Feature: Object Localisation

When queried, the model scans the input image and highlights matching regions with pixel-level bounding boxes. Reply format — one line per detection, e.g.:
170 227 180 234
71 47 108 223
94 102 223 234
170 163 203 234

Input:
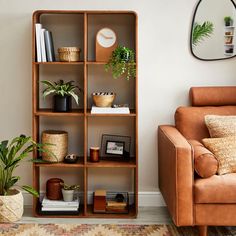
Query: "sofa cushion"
202 136 236 175
175 106 236 141
189 140 218 178
195 173 236 203
205 115 236 138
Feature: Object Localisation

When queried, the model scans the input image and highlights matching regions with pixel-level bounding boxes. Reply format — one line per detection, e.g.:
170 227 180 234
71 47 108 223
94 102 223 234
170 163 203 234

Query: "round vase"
0 189 23 223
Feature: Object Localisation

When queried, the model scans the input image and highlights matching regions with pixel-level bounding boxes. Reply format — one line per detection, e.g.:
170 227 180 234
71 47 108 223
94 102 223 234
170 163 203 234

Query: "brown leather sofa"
158 86 236 236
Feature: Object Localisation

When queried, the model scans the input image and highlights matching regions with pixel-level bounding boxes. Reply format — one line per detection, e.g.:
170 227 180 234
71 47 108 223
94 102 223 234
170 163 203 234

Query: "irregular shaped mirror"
191 0 236 60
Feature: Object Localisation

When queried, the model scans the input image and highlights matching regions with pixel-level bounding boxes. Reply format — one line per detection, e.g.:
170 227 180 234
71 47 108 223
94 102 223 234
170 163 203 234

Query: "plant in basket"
41 79 82 112
105 46 136 80
0 135 50 222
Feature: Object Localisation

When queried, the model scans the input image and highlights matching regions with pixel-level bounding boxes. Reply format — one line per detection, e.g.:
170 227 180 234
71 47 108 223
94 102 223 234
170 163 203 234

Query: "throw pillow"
189 140 218 178
202 136 236 175
205 115 236 138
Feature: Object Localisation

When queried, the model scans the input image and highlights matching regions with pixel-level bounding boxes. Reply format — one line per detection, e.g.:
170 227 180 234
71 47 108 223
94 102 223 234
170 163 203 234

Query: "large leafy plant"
192 21 214 47
105 46 136 80
0 135 48 196
41 80 81 105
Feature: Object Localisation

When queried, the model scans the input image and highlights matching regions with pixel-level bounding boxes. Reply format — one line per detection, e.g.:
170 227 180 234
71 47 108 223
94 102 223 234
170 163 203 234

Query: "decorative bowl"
92 92 115 107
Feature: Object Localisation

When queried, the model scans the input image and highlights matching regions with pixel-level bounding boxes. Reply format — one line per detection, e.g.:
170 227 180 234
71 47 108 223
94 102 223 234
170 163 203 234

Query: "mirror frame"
190 0 236 61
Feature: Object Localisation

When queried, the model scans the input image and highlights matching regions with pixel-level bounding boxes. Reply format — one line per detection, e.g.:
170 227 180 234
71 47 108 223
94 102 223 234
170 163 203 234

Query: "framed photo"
101 134 131 160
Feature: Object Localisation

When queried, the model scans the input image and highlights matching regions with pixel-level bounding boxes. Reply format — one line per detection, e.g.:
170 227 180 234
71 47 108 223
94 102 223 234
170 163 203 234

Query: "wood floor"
19 207 172 224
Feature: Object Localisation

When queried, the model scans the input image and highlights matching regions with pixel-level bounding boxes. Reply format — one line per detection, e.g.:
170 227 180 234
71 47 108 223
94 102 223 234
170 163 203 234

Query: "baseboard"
23 191 166 207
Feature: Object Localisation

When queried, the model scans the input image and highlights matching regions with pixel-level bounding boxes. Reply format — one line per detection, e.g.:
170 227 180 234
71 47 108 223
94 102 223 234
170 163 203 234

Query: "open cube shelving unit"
32 10 138 218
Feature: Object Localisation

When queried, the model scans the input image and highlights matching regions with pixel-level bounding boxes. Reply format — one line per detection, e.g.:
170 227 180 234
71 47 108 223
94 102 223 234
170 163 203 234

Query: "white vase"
0 189 23 222
62 189 74 202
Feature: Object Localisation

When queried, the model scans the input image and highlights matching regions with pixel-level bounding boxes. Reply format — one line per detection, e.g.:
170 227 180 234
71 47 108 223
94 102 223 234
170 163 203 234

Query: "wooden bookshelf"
32 10 138 218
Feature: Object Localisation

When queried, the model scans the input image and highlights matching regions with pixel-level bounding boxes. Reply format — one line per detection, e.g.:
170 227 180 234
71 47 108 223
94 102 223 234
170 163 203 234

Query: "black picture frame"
101 134 131 160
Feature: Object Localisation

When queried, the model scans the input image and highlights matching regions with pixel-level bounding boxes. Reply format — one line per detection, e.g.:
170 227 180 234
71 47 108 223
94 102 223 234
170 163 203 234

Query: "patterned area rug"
0 224 236 236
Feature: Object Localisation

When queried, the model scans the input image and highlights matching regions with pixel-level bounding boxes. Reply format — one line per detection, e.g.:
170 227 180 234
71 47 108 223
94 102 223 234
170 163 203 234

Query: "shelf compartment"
35 109 84 117
86 204 136 218
86 159 136 168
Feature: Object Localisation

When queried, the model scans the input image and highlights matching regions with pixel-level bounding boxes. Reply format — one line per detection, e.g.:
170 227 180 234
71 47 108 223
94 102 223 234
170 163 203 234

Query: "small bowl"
92 92 115 107
64 154 79 163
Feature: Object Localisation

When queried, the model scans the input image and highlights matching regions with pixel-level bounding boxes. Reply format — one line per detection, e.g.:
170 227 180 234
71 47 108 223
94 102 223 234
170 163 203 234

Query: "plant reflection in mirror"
192 21 214 47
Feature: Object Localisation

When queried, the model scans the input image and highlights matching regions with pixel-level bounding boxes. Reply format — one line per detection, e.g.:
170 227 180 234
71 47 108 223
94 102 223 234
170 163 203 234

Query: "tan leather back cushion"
175 106 236 140
190 87 236 106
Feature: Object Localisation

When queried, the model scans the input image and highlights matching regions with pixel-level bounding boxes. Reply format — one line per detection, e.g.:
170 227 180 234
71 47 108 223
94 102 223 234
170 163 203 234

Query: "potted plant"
224 16 233 26
105 46 136 80
41 80 82 112
60 183 80 202
0 135 47 222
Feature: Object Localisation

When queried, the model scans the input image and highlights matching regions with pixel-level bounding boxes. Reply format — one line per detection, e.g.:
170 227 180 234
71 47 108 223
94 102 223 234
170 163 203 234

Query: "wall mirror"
190 0 236 60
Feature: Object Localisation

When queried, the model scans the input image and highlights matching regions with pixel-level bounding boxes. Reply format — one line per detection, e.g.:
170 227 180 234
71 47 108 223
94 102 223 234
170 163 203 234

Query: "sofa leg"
198 226 207 236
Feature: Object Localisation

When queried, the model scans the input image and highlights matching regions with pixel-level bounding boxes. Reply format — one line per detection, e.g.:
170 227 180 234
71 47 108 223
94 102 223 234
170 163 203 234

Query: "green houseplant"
224 16 233 26
60 183 80 202
192 21 214 47
41 80 82 112
105 46 136 80
0 135 47 222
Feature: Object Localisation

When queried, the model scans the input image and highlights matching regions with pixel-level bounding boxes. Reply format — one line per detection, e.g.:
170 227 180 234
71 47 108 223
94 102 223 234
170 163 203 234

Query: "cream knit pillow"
205 115 236 138
202 136 236 175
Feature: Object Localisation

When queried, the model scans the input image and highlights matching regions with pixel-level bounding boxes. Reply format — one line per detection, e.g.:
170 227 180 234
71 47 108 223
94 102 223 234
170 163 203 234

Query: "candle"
90 147 100 162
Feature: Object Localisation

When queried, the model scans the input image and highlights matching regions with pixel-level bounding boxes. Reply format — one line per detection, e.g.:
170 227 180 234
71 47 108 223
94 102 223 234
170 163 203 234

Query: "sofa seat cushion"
195 173 236 203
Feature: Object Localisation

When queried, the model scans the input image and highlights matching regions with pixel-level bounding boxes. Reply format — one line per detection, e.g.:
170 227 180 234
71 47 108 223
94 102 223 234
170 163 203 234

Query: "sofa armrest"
158 125 194 226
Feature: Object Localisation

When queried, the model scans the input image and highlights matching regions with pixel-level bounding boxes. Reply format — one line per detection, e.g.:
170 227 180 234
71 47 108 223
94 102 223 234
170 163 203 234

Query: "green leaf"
5 176 20 190
68 91 79 105
192 21 214 47
22 185 39 197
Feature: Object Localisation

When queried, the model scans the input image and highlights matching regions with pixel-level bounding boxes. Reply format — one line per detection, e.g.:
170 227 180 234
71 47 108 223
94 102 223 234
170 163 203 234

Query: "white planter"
62 189 74 202
0 189 23 222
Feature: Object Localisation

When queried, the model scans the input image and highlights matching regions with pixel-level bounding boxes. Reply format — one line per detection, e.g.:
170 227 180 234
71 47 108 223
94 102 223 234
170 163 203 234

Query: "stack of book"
41 196 80 212
91 106 130 114
35 23 55 62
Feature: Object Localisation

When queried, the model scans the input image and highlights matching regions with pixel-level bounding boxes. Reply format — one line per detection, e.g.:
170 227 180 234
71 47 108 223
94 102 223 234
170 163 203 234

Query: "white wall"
1 0 236 205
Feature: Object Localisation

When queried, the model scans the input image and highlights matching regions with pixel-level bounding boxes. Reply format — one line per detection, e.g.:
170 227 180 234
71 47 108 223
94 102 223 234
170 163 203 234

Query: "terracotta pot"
0 189 23 222
46 178 64 200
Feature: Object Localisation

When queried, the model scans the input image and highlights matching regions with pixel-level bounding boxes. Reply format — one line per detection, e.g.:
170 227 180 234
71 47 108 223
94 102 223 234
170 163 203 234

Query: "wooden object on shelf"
95 27 117 62
46 178 64 200
92 93 115 107
93 190 106 213
32 10 138 219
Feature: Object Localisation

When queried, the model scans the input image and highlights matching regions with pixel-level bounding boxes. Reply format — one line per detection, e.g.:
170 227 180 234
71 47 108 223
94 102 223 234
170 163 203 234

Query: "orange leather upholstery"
158 87 236 235
190 86 236 106
195 174 236 203
158 125 193 226
175 106 236 140
189 140 218 178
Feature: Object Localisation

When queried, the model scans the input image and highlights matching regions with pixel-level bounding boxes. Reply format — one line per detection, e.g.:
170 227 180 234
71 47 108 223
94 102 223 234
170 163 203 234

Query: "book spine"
35 23 42 62
44 30 56 62
40 28 47 62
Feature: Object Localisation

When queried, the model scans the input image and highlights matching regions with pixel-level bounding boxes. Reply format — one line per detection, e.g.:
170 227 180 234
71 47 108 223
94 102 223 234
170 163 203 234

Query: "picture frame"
101 134 131 160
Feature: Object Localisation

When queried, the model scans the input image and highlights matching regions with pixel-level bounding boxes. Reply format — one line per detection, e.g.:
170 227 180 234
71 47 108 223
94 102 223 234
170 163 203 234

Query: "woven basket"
42 130 68 162
92 92 115 107
0 189 23 223
58 47 80 62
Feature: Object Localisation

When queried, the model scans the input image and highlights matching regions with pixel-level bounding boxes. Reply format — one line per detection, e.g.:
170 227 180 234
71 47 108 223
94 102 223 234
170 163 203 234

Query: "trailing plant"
192 21 214 47
0 135 50 196
41 80 82 105
105 46 136 80
224 16 233 26
60 183 80 191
